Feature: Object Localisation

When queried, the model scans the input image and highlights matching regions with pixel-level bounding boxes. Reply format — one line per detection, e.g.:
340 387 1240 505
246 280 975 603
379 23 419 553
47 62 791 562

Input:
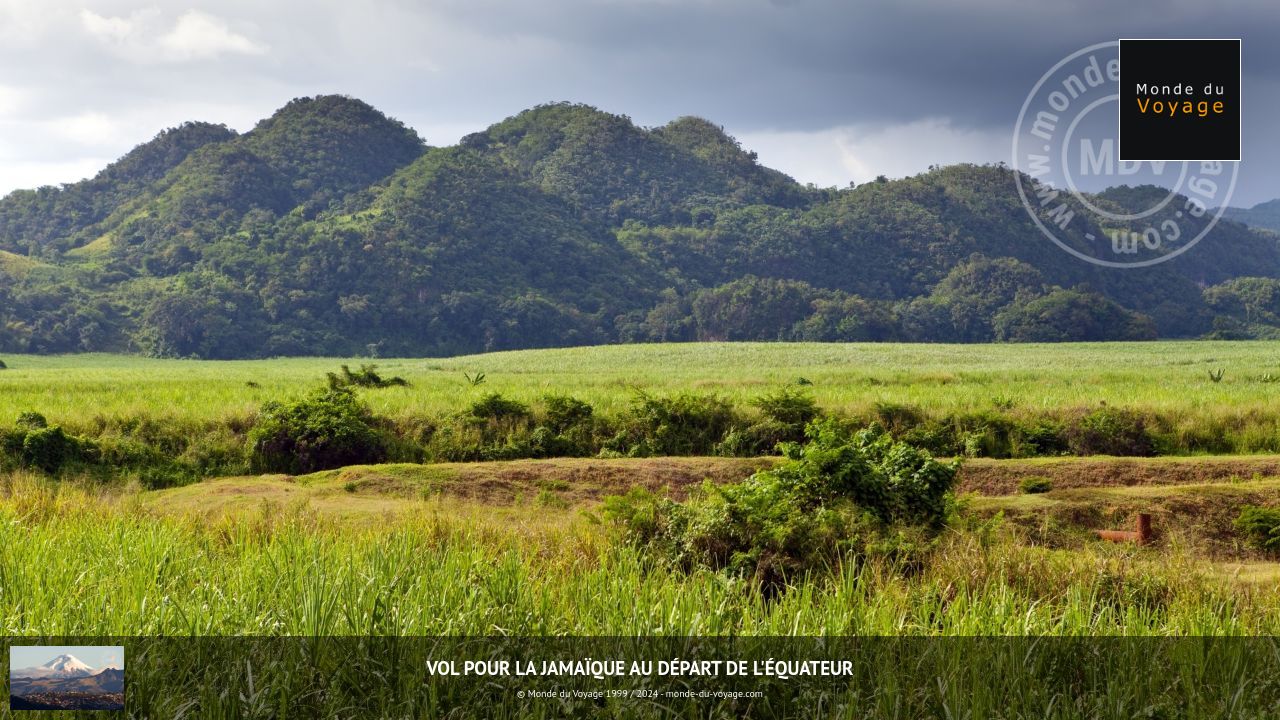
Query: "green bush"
900 421 960 456
16 411 47 430
1065 406 1155 456
468 393 531 422
752 387 819 427
493 425 578 460
1017 418 1068 456
1019 476 1053 494
249 389 390 474
718 387 822 455
604 420 959 592
0 428 24 464
1234 506 1280 555
716 419 796 457
542 395 593 433
21 425 95 474
1 412 97 475
426 395 599 462
872 402 925 434
326 364 408 390
607 392 740 457
952 411 1018 458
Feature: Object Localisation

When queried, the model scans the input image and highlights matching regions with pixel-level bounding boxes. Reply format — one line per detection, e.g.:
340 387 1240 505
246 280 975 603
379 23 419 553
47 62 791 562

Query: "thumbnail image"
9 646 125 711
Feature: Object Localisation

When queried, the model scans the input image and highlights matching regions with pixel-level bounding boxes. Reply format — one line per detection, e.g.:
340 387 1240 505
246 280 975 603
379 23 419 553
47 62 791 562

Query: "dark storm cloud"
406 0 1280 130
0 0 1276 203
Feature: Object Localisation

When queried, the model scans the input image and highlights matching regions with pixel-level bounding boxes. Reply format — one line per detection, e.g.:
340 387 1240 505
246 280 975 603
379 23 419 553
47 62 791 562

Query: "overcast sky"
1 0 1277 206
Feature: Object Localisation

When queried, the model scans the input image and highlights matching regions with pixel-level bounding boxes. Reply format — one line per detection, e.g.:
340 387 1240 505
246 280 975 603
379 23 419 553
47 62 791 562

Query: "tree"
994 288 1157 342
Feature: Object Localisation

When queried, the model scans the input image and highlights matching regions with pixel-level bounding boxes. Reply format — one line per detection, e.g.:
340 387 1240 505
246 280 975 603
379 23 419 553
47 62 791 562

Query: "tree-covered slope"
465 103 815 225
180 147 664 357
87 95 425 273
0 122 236 255
2 96 1279 357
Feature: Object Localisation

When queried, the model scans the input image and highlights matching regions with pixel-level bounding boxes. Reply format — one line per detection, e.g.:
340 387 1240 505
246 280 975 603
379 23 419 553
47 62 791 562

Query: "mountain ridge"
10 666 125 699
1222 198 1280 233
1 95 1278 357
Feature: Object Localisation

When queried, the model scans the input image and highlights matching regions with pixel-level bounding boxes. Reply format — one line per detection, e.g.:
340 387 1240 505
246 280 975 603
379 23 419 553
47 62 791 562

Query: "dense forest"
2 95 1280 358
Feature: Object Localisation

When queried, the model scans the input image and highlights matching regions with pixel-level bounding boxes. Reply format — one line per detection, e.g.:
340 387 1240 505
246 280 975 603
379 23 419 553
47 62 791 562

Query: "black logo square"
1119 39 1240 161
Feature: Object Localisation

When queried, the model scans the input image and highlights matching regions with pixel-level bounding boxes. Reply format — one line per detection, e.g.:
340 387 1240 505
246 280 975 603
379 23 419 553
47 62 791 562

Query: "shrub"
0 428 23 464
421 394 538 462
468 393 531 422
249 389 390 474
604 420 959 592
326 364 408 390
16 411 47 430
718 387 822 455
752 387 819 428
91 435 203 489
1017 418 1067 456
2 412 96 474
952 412 1018 458
542 395 593 434
716 419 796 457
608 392 739 457
872 402 925 434
21 426 94 474
0 359 7 369
1064 406 1155 456
1234 506 1280 555
1019 476 1053 494
900 421 960 456
522 426 558 457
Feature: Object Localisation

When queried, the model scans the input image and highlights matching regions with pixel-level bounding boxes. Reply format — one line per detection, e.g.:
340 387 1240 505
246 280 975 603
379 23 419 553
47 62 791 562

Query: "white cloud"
0 157 107 193
78 8 266 63
79 8 137 43
0 0 63 47
736 118 1011 188
159 10 267 61
0 1 1273 205
50 112 122 146
0 85 30 118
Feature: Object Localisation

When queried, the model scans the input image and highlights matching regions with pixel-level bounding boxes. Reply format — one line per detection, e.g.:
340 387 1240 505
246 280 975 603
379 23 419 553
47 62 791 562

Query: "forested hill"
2 95 1279 358
1223 199 1280 234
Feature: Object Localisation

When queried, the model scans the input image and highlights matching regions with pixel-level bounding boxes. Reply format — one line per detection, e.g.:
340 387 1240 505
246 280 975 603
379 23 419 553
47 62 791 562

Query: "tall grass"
2 473 1276 638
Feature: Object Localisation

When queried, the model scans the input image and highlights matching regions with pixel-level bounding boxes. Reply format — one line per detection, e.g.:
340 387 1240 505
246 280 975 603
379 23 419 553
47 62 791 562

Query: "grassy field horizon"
4 340 1280 425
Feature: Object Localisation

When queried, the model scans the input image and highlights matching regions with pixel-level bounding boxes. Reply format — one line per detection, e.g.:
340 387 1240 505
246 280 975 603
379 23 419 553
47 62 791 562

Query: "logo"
1119 39 1241 161
1012 41 1238 268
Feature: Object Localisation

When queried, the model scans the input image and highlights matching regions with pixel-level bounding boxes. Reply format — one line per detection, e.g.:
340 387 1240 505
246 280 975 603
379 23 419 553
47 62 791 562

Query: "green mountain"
0 121 236 255
1222 199 1280 234
2 96 1278 357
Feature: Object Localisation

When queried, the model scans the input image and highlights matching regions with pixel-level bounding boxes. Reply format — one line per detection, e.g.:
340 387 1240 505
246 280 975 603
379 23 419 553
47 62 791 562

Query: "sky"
10 645 124 671
0 0 1277 206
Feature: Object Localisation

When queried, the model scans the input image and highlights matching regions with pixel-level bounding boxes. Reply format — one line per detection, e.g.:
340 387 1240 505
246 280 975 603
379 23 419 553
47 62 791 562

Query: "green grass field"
2 343 1280 646
3 341 1280 427
9 465 1279 716
2 469 1277 637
